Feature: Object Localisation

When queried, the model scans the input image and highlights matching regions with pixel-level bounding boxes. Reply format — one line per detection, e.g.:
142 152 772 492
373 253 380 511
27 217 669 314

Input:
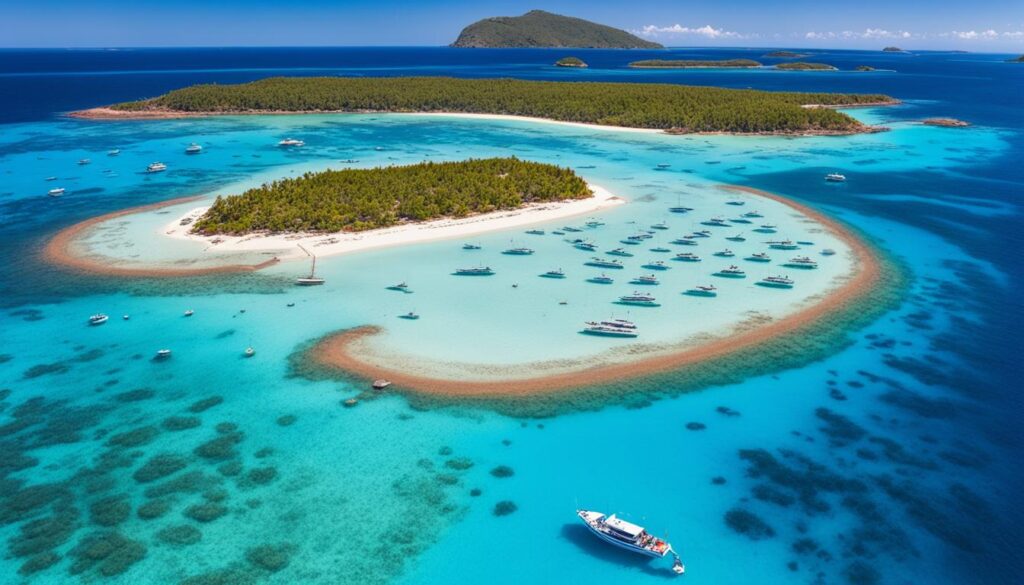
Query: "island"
554 57 588 68
776 62 838 71
73 76 899 136
1007 55 1024 63
628 59 762 69
921 118 970 128
451 9 662 49
764 51 809 58
854 65 876 72
882 46 905 52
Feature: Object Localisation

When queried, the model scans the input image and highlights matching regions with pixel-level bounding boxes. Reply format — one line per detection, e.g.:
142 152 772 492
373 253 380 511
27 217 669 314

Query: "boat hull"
578 515 668 558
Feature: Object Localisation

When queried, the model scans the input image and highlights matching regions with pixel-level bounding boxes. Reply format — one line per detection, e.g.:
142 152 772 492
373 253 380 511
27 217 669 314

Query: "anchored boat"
296 245 325 285
576 510 684 573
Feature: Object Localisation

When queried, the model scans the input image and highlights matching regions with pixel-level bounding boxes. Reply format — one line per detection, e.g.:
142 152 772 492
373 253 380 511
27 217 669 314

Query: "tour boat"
758 275 795 289
632 275 660 285
581 324 639 337
78 158 91 165
575 241 598 251
821 248 836 256
685 285 718 297
768 240 800 250
600 318 637 330
642 261 669 271
244 347 255 358
650 221 669 230
48 188 65 197
387 282 411 292
576 510 679 564
184 309 194 317
296 248 325 285
825 173 847 182
526 229 545 235
617 292 659 306
714 249 735 258
746 252 771 263
726 200 745 206
701 217 730 228
454 267 494 276
278 138 305 147
399 311 420 320
586 258 624 269
588 274 614 284
671 238 698 246
784 256 819 269
89 314 109 326
155 349 172 359
726 234 746 242
503 247 535 255
669 206 693 213
108 149 120 156
462 243 482 250
185 143 203 154
541 269 566 279
715 265 747 278
743 211 763 218
146 162 167 173
650 247 671 253
606 248 633 257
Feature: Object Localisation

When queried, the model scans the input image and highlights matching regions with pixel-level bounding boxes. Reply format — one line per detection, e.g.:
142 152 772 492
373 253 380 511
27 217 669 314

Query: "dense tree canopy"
776 62 838 71
192 158 592 235
112 76 895 134
628 59 762 68
555 57 588 67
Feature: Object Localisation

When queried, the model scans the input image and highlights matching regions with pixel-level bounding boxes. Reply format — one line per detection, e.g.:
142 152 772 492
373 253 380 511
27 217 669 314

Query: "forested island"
1007 55 1024 63
882 47 905 52
84 76 898 135
628 59 762 69
855 65 876 71
776 62 838 71
191 158 592 235
555 57 588 68
451 10 661 48
764 51 809 58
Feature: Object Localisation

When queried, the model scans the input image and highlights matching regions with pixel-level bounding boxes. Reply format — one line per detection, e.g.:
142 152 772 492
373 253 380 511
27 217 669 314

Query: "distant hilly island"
451 10 662 49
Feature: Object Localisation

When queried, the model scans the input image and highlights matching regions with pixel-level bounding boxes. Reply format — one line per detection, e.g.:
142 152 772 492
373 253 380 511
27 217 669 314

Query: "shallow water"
0 48 1021 585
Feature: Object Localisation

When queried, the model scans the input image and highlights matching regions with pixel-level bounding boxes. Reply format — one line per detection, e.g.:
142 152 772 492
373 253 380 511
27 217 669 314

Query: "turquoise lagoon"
0 106 1019 585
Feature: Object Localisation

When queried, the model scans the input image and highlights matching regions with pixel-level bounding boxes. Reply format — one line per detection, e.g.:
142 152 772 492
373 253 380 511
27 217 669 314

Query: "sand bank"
305 185 884 398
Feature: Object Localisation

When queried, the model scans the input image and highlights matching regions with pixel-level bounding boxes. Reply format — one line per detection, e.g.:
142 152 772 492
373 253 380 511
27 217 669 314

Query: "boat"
746 252 771 263
700 218 730 228
585 220 605 228
606 248 633 257
758 275 795 289
296 245 325 285
768 240 800 250
503 247 535 255
726 200 745 206
825 173 847 182
462 243 482 250
525 229 545 235
691 230 712 238
541 269 566 279
655 163 671 169
617 292 659 306
88 314 109 326
650 221 669 230
45 176 57 182
399 312 420 320
372 379 391 390
78 158 91 165
821 248 836 256
600 318 637 330
784 256 819 269
581 323 639 337
631 275 660 285
454 267 494 276
107 149 120 156
552 230 566 235
576 510 679 563
575 241 598 252
155 349 172 359
387 282 411 292
729 217 752 224
146 162 167 173
588 274 614 284
714 249 735 258
184 309 194 317
726 234 746 242
586 258 624 269
674 253 701 262
122 315 130 320
715 265 747 278
754 224 777 234
244 347 255 358
743 211 764 218
685 285 718 297
671 237 698 246
48 188 65 197
278 138 305 147
563 226 582 233
642 261 669 271
619 238 642 246
185 143 203 154
669 206 693 213
650 247 671 253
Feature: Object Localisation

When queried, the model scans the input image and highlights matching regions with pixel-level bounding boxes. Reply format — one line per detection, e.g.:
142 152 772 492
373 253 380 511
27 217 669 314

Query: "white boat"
606 248 633 257
581 324 639 337
541 269 566 279
183 309 194 317
617 292 659 306
577 510 679 564
685 285 718 297
372 379 391 390
122 315 130 320
462 243 482 250
503 247 534 255
825 173 847 182
650 247 671 253
671 237 698 246
726 234 746 242
701 218 730 227
78 158 91 165
244 347 255 357
632 275 659 285
600 318 637 330
278 138 305 147
674 253 701 262
768 240 799 250
45 176 58 181
155 349 172 359
715 265 747 278
588 274 614 284
758 275 795 289
714 249 735 258
746 252 771 262
575 242 598 251
642 261 669 271
784 256 819 269
296 245 326 285
650 221 669 230
146 162 167 173
454 267 494 276
108 149 120 156
526 229 545 235
185 143 203 154
48 188 65 197
585 258 623 269
89 314 109 326
691 230 712 238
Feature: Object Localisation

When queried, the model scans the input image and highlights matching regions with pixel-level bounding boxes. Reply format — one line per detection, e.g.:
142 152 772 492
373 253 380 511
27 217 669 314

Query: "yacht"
278 138 305 147
78 158 91 165
714 249 735 258
669 206 693 213
399 311 420 320
185 143 203 154
577 510 679 563
825 173 847 182
244 347 255 358
454 267 494 276
821 248 836 256
743 211 764 218
581 323 639 337
48 188 65 197
729 217 752 224
563 226 583 233
650 246 671 253
768 240 800 250
726 200 745 206
700 218 730 228
386 282 411 292
726 234 746 242
691 230 712 238
606 248 633 257
146 162 167 173
89 314 109 326
108 149 120 156
296 246 325 285
462 243 482 250
650 221 669 230
746 252 771 263
671 237 698 246
758 275 795 289
600 318 637 330
586 258 624 269
784 256 819 269
715 265 747 278
642 261 669 271
617 292 659 306
685 285 718 297
525 229 545 235
619 238 642 246
575 241 598 252
588 274 615 284
631 275 660 285
541 269 566 279
503 247 535 255
155 349 172 359
674 252 701 262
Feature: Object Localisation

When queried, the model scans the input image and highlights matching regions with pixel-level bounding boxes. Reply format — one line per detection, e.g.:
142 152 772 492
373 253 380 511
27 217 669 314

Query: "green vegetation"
111 76 893 134
776 62 838 71
882 46 904 52
554 56 588 68
854 65 876 72
764 51 808 58
629 59 761 68
1007 55 1024 63
193 158 593 235
451 9 662 48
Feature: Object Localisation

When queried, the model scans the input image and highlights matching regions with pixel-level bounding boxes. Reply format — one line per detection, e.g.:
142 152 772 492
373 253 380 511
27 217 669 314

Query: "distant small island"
628 59 762 69
922 118 970 128
193 158 592 235
75 76 900 136
554 57 588 68
764 51 809 58
451 9 662 49
882 46 905 53
776 62 838 71
1007 55 1024 63
855 65 876 72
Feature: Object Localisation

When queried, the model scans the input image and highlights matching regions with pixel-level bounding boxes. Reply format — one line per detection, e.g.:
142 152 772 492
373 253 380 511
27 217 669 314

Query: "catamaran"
617 292 659 306
715 265 747 278
296 245 325 285
586 258 623 269
825 173 847 182
278 138 305 147
89 314 109 326
674 253 701 262
185 143 203 154
576 510 683 573
146 162 167 173
454 266 494 276
758 275 795 289
784 256 819 269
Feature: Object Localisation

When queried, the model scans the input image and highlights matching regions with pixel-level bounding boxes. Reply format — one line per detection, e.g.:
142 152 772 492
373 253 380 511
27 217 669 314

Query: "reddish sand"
41 197 280 277
307 185 884 397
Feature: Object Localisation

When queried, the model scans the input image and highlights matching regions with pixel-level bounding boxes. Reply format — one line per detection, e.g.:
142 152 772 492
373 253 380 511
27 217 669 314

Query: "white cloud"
638 24 746 39
805 29 915 41
950 30 999 39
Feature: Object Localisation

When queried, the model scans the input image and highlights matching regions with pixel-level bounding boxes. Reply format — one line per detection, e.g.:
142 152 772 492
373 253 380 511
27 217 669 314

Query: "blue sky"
2 0 1023 51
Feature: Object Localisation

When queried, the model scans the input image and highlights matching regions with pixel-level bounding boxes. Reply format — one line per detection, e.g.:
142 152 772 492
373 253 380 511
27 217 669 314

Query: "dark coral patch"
163 416 201 431
188 396 224 414
184 503 228 523
157 524 202 546
493 501 518 516
724 508 774 539
489 465 514 478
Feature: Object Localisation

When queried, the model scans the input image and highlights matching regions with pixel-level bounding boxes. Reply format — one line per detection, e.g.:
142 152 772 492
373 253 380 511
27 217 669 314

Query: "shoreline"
42 184 624 275
304 185 884 398
67 107 896 136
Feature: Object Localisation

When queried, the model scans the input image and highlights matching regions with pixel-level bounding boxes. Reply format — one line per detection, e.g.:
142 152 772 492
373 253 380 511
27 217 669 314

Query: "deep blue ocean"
0 47 1021 584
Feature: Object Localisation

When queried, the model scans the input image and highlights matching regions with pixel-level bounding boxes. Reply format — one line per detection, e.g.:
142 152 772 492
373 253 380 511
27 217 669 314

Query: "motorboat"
89 314 109 326
669 206 693 213
746 252 771 263
387 282 411 292
606 248 633 257
108 149 120 156
758 275 795 289
78 158 91 165
588 274 614 284
244 347 255 357
575 241 598 252
585 258 624 269
642 261 669 271
825 173 847 182
576 510 679 565
454 267 495 276
674 253 701 262
503 247 535 255
48 188 65 197
462 243 482 250
768 240 800 250
617 292 659 306
784 256 819 269
714 249 735 258
684 285 718 297
726 234 746 242
581 323 639 337
650 247 671 253
146 162 167 173
821 249 836 256
399 312 420 320
715 265 747 278
631 275 660 285
185 143 203 154
650 221 669 230
278 138 305 147
184 309 194 317
526 229 545 235
541 269 566 279
700 218 730 228
155 349 172 359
